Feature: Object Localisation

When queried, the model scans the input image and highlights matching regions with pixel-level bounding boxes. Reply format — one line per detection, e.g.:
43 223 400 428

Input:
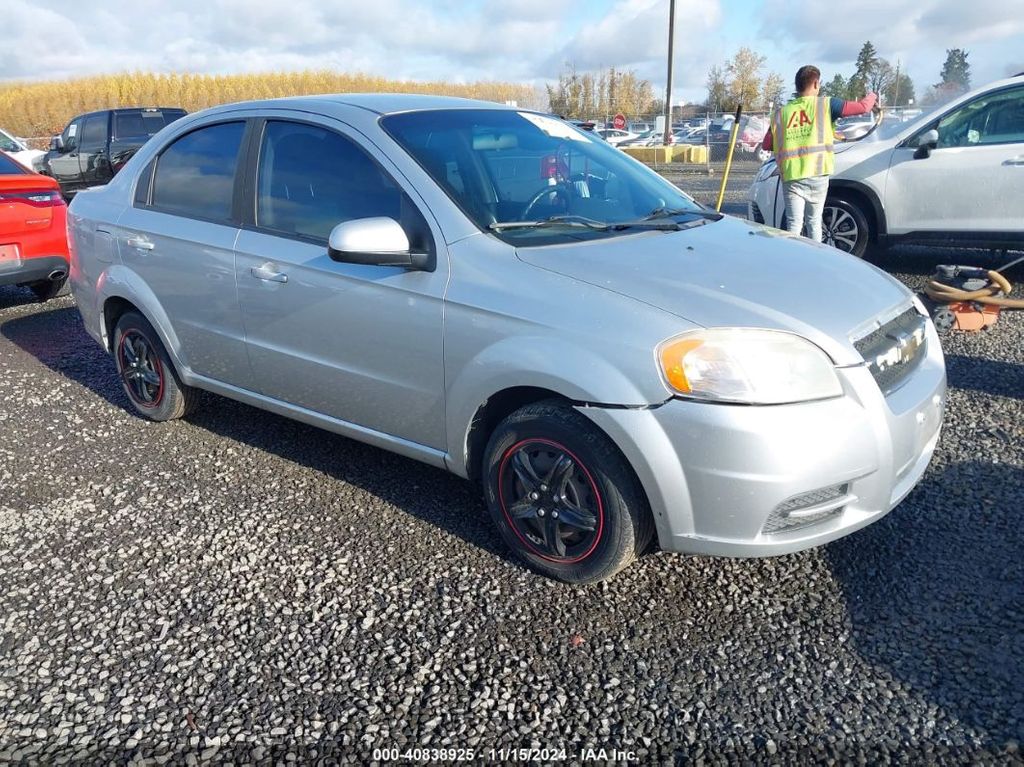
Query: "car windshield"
381 109 704 244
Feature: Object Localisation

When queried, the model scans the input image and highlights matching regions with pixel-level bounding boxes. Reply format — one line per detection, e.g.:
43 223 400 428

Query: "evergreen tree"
849 41 879 95
938 48 971 91
821 73 850 99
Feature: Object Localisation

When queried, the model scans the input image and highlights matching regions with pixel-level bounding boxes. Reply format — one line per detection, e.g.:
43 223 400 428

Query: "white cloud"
546 0 722 92
0 0 1020 107
757 0 1024 91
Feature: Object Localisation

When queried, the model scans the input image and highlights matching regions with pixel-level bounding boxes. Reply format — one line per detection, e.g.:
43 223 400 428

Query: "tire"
482 400 654 583
30 277 70 302
822 196 871 257
112 312 197 421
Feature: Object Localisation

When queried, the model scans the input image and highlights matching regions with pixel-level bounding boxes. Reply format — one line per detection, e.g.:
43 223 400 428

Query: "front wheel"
482 401 654 583
822 196 871 257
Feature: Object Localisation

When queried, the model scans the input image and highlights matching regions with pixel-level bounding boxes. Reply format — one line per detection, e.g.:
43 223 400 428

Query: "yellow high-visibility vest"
772 96 834 182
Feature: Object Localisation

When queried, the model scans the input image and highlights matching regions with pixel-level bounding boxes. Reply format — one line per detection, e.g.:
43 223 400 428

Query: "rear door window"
150 121 245 222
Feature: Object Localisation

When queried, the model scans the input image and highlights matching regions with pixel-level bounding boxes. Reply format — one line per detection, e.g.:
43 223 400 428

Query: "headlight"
657 329 843 404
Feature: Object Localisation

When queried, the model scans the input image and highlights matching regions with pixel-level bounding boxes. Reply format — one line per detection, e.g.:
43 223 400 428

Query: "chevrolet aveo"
68 96 946 583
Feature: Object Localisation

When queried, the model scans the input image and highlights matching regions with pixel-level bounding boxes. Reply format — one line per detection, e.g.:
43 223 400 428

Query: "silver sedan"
67 95 945 583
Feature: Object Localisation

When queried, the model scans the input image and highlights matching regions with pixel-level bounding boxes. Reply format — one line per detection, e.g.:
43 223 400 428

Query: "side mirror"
327 217 430 270
50 136 64 153
913 129 938 159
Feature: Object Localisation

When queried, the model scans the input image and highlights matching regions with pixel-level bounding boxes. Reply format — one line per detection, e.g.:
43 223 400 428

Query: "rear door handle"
125 236 154 251
1003 156 1024 166
250 265 288 283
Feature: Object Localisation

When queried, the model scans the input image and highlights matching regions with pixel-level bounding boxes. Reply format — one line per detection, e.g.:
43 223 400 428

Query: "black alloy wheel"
482 401 653 583
112 311 197 421
117 330 165 409
498 439 603 563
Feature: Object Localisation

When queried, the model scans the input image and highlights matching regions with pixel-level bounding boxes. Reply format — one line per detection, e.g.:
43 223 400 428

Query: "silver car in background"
68 95 946 583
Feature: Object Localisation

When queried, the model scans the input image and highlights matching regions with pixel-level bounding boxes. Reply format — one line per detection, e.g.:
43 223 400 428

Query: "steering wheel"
522 183 571 220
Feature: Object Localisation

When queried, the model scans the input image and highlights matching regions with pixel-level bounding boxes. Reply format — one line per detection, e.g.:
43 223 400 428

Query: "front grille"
749 202 765 224
762 483 848 535
854 308 928 394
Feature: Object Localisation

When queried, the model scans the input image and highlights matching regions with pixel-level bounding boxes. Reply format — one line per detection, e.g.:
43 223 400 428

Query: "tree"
545 64 656 119
706 65 729 113
938 48 971 92
820 73 850 99
883 73 916 106
849 40 879 96
725 47 766 109
868 59 895 98
761 72 786 111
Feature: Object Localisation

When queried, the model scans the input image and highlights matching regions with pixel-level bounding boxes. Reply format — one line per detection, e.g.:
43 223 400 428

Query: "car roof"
201 93 520 118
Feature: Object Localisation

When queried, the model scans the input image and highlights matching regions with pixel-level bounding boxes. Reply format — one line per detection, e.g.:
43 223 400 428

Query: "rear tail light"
0 190 65 208
541 155 559 179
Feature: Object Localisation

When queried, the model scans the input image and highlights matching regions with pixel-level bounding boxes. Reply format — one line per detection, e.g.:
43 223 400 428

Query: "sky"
3 0 1023 106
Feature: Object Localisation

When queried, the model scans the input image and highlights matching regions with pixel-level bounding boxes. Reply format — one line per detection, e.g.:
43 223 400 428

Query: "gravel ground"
1 243 1022 764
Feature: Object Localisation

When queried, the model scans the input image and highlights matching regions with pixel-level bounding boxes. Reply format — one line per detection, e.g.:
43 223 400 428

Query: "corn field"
0 71 544 138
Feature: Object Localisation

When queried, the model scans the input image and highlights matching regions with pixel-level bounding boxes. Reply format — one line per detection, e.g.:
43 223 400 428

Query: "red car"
0 151 70 301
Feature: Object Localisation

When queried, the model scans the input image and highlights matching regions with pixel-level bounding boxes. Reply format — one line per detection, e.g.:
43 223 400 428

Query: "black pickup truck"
39 107 186 198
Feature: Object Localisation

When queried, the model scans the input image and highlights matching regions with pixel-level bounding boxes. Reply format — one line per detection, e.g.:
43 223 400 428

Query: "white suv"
748 74 1024 256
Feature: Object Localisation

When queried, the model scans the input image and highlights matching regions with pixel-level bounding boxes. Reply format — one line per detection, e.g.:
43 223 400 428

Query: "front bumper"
579 321 946 557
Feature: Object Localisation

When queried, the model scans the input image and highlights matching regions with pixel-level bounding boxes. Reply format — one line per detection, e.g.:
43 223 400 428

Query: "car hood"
515 216 914 366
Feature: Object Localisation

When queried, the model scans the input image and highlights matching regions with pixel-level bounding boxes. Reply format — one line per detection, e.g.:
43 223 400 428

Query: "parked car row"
38 107 187 199
0 106 187 301
62 95 946 583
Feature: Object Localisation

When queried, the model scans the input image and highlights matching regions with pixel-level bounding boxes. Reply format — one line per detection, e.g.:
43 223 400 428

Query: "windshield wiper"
489 209 721 234
643 205 724 222
489 215 613 231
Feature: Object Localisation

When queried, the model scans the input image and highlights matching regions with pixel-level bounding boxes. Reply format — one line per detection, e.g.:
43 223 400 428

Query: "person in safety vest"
761 65 877 243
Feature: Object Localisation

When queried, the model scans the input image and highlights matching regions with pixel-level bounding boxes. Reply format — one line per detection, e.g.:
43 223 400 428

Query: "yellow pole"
715 104 743 212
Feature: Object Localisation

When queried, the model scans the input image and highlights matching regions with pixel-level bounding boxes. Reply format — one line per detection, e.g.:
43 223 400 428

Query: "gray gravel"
0 245 1022 763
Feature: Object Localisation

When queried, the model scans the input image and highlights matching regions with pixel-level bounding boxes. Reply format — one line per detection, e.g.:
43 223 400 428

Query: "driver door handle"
250 265 288 283
1003 156 1024 166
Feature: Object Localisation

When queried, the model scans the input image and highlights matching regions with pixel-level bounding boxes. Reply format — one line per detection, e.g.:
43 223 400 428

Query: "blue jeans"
783 176 829 243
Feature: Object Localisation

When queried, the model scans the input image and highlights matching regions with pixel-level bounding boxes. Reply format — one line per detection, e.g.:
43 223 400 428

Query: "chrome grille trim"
854 308 928 394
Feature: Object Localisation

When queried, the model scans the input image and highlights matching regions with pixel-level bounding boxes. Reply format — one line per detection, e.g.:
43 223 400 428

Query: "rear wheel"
113 312 196 421
482 401 653 583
